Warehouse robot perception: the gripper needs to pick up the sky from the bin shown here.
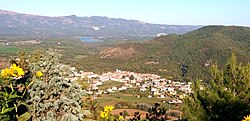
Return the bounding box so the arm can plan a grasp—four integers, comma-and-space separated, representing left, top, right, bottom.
0, 0, 250, 26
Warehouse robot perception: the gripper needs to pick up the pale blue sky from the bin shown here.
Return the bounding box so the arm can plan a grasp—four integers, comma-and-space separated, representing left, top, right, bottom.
0, 0, 249, 26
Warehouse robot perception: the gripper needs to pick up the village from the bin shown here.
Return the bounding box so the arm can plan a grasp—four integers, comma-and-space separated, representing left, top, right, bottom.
69, 68, 193, 104
0, 39, 42, 46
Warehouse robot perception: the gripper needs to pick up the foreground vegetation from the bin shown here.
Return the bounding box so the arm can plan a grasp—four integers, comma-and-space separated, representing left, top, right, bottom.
183, 53, 250, 121
0, 50, 86, 121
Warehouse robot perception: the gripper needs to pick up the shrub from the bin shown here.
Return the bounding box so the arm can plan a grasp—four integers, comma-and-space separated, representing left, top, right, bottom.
27, 49, 86, 121
115, 101, 129, 109
0, 61, 31, 120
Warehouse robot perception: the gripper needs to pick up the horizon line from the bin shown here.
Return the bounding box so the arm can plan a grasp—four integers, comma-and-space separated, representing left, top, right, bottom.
0, 9, 249, 27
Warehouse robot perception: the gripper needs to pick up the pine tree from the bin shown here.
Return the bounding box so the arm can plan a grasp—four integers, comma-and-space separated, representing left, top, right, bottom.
182, 53, 250, 121
27, 49, 86, 121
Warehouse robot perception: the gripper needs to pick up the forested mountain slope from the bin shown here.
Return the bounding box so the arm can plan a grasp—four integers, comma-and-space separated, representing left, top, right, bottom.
96, 26, 250, 79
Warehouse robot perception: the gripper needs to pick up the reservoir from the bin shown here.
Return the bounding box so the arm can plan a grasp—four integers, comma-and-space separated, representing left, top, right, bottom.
80, 37, 97, 42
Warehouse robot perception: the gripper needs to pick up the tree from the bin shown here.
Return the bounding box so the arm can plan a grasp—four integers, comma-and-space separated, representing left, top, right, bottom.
129, 75, 135, 80
27, 49, 86, 121
182, 53, 250, 121
180, 63, 188, 77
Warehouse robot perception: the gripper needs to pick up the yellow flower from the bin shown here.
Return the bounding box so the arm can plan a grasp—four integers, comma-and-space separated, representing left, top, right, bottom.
118, 115, 124, 120
9, 64, 24, 78
100, 111, 108, 119
36, 71, 43, 77
1, 68, 10, 78
243, 114, 250, 121
104, 105, 114, 112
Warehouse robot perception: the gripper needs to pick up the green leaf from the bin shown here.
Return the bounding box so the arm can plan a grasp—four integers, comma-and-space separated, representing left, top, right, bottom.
0, 107, 15, 114
17, 112, 31, 121
17, 102, 30, 109
8, 93, 21, 100
0, 115, 11, 121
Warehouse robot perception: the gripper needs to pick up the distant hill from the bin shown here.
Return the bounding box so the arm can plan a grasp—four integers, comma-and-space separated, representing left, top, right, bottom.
96, 26, 250, 79
0, 9, 201, 39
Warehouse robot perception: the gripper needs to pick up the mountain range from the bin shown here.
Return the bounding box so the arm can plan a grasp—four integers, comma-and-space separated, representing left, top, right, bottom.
0, 9, 201, 39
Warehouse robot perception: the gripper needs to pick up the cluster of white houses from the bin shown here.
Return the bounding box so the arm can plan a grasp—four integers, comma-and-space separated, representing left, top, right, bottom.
70, 69, 193, 103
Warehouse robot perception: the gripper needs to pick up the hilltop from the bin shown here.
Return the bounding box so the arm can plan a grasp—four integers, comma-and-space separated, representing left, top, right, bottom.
94, 26, 250, 79
0, 9, 201, 39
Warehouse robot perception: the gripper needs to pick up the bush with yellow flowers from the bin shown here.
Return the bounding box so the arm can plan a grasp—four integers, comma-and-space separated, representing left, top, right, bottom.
0, 49, 87, 121
100, 105, 124, 121
243, 114, 250, 121
100, 105, 114, 121
0, 62, 31, 121
1, 64, 25, 79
